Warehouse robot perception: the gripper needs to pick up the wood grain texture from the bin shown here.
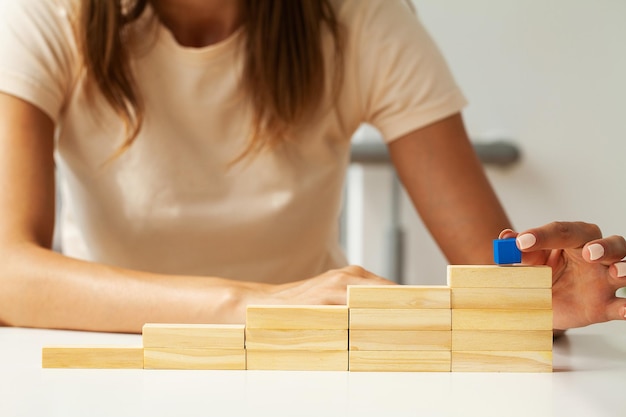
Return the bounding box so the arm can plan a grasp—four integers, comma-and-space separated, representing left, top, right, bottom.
451, 288, 552, 309
349, 330, 451, 351
347, 285, 450, 309
447, 265, 552, 288
144, 348, 246, 370
452, 350, 552, 372
349, 309, 451, 330
452, 309, 553, 330
246, 350, 348, 371
349, 350, 451, 372
42, 346, 144, 369
142, 323, 245, 349
245, 329, 348, 350
452, 330, 553, 351
246, 305, 349, 329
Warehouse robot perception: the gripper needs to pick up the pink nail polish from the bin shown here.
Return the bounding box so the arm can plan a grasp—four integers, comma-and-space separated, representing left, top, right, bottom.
587, 244, 605, 261
517, 234, 536, 250
616, 262, 626, 278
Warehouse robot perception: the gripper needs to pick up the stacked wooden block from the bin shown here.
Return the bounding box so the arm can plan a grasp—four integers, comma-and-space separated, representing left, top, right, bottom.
42, 265, 554, 373
348, 286, 452, 371
42, 324, 247, 370
245, 305, 349, 370
448, 265, 553, 372
142, 324, 246, 369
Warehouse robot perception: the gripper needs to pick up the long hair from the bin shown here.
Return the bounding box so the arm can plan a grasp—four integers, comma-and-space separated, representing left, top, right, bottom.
77, 0, 343, 160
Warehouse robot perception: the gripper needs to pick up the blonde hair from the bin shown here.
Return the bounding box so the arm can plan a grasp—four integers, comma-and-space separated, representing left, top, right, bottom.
78, 0, 343, 160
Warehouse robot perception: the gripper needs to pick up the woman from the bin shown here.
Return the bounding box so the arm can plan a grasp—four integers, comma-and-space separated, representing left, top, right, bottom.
0, 0, 622, 333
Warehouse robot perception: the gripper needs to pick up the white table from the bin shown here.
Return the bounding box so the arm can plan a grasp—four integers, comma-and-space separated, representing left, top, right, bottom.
1, 321, 624, 417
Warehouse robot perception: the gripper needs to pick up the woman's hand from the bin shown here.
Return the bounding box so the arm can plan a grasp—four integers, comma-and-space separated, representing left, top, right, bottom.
500, 222, 626, 331
260, 265, 395, 306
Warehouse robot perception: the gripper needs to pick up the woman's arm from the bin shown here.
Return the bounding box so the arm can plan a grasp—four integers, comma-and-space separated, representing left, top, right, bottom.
388, 119, 625, 330
0, 94, 390, 333
387, 112, 512, 265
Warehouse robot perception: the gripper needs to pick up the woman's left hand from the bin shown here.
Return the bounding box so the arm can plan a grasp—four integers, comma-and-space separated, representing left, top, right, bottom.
500, 222, 626, 331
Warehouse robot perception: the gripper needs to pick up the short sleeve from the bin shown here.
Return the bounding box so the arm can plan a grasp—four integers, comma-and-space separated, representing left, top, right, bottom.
0, 0, 78, 122
354, 0, 467, 142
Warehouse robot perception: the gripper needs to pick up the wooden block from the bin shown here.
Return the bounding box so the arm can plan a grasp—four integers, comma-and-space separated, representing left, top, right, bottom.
246, 350, 348, 371
349, 350, 451, 372
447, 265, 552, 288
349, 309, 451, 330
246, 305, 348, 329
245, 329, 347, 350
349, 330, 451, 351
142, 323, 245, 349
42, 346, 144, 369
144, 348, 246, 370
347, 285, 450, 309
452, 330, 553, 351
452, 309, 553, 331
451, 288, 551, 309
452, 351, 552, 372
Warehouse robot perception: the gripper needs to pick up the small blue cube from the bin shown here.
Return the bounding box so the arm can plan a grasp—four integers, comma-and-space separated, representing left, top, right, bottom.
493, 238, 522, 264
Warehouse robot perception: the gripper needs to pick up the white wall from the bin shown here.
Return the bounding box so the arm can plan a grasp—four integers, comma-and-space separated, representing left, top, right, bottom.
347, 0, 626, 286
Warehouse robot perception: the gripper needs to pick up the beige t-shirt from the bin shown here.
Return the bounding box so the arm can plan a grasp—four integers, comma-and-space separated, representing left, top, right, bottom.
0, 0, 466, 283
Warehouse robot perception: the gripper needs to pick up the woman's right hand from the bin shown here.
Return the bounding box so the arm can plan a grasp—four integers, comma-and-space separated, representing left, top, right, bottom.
259, 265, 395, 306
500, 222, 626, 331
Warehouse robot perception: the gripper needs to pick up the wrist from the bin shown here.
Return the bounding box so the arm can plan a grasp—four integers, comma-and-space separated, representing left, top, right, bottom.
222, 281, 275, 323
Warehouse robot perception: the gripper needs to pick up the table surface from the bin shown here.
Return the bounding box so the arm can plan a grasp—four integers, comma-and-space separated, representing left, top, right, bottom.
1, 321, 624, 417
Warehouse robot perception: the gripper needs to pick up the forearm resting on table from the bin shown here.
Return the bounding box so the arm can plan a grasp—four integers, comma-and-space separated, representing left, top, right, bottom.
0, 95, 247, 333
0, 242, 258, 333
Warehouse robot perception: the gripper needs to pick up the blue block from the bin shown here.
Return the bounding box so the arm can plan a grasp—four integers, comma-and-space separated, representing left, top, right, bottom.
493, 238, 522, 264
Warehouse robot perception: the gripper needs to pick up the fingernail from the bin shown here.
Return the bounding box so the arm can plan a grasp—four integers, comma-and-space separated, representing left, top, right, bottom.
587, 243, 605, 261
517, 233, 536, 250
615, 262, 626, 278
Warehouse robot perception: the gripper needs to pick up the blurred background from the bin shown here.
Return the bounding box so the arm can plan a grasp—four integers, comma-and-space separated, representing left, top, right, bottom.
344, 0, 626, 286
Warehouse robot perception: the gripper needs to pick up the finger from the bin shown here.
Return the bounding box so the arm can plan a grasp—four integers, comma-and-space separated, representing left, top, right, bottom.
496, 229, 552, 265
362, 272, 396, 285
343, 265, 395, 284
582, 235, 626, 265
498, 229, 516, 239
609, 261, 626, 280
605, 297, 626, 322
606, 263, 626, 291
350, 274, 395, 285
516, 221, 602, 251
